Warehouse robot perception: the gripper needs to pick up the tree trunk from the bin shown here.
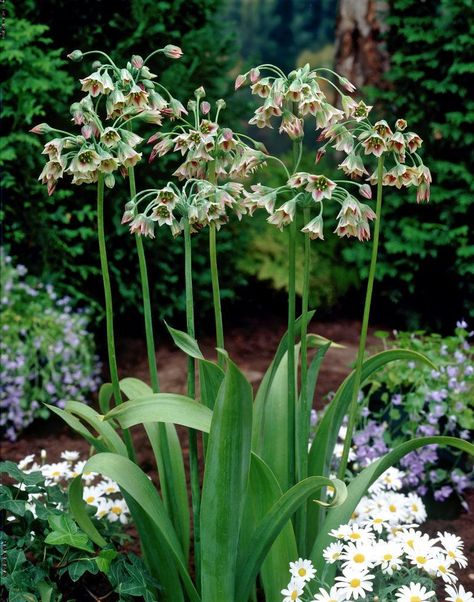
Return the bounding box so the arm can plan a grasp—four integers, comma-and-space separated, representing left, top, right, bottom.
335, 0, 389, 89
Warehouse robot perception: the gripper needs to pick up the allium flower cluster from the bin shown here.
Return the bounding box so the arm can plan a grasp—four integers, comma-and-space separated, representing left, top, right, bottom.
281, 468, 471, 601
0, 252, 101, 441
122, 179, 248, 238
31, 46, 184, 194
17, 451, 130, 524
148, 89, 267, 181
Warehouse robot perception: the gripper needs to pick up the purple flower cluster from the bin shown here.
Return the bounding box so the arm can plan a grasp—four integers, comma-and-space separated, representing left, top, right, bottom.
1, 252, 101, 440
352, 420, 389, 466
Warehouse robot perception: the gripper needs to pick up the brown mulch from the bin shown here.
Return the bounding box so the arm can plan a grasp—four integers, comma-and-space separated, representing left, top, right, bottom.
2, 317, 473, 597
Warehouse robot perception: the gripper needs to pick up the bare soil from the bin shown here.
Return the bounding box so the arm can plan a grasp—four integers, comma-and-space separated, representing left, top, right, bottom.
2, 317, 473, 598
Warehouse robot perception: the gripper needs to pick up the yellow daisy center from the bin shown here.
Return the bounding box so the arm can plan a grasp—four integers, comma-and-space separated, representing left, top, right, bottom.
111, 506, 122, 515
448, 551, 456, 558
407, 539, 414, 549
353, 553, 365, 563
350, 579, 361, 588
416, 555, 427, 564
52, 471, 61, 477
373, 518, 383, 524
298, 568, 306, 577
410, 597, 421, 602
383, 554, 393, 561
412, 504, 418, 511
291, 591, 298, 601
350, 533, 361, 540
389, 504, 397, 512
85, 496, 95, 504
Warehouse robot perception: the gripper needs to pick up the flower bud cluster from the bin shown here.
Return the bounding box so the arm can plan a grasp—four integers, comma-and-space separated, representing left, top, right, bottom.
148, 92, 267, 181
32, 46, 184, 194
122, 180, 247, 238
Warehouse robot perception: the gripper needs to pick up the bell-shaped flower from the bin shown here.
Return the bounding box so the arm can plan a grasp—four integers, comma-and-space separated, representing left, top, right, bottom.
301, 215, 324, 240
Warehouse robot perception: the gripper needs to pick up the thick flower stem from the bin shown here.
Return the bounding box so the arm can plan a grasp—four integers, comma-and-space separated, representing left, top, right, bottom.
96, 174, 135, 460
128, 167, 160, 393
337, 155, 385, 480
184, 219, 201, 587
287, 217, 297, 490
296, 207, 311, 552
209, 222, 225, 366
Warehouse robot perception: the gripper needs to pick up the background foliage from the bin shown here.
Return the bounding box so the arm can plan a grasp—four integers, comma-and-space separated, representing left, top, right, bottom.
342, 0, 474, 329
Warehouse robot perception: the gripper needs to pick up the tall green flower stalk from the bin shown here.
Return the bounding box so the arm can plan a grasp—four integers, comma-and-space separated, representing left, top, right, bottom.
183, 217, 202, 586
96, 174, 135, 460
338, 155, 385, 480
209, 222, 225, 365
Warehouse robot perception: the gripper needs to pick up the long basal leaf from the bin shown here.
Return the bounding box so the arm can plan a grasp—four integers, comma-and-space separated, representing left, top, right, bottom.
68, 476, 107, 548
105, 392, 212, 432
310, 436, 474, 581
236, 475, 346, 602
306, 348, 436, 548
120, 378, 190, 561
45, 404, 106, 452
165, 322, 204, 360
82, 452, 199, 602
200, 356, 253, 602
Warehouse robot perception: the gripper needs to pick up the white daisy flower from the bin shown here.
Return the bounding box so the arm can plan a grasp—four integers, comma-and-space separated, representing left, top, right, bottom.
330, 525, 350, 540
379, 466, 405, 491
405, 539, 440, 570
334, 568, 374, 600
438, 532, 468, 568
41, 461, 70, 482
106, 499, 129, 524
82, 485, 103, 507
396, 528, 434, 552
405, 493, 427, 523
323, 541, 344, 564
312, 586, 346, 602
98, 479, 120, 496
340, 542, 374, 570
395, 582, 435, 602
374, 541, 404, 575
18, 454, 35, 470
426, 555, 457, 584
343, 523, 375, 544
94, 497, 111, 520
281, 577, 305, 602
289, 558, 316, 582
72, 460, 97, 484
445, 584, 474, 602
61, 450, 80, 462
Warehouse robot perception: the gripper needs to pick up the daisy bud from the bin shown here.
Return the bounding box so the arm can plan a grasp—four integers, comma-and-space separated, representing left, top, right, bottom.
67, 49, 83, 62
194, 86, 206, 99
201, 101, 211, 115
40, 449, 47, 461
359, 184, 372, 199
395, 118, 407, 131
250, 67, 260, 83
163, 44, 183, 59
216, 99, 226, 110
30, 123, 52, 135
131, 54, 144, 69
339, 76, 356, 93
235, 74, 247, 90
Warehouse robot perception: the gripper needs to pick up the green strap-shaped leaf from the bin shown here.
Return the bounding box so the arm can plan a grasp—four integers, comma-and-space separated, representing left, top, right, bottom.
165, 322, 204, 359
306, 348, 436, 545
105, 393, 212, 432
199, 359, 225, 411
239, 454, 298, 602
120, 378, 190, 562
310, 436, 474, 580
236, 475, 346, 602
200, 357, 253, 602
45, 404, 106, 451
98, 382, 114, 414
68, 476, 107, 548
82, 453, 199, 602
65, 401, 128, 456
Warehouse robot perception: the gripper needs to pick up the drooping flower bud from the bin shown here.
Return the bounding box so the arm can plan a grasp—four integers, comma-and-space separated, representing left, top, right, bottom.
163, 44, 183, 59
339, 76, 356, 93
315, 147, 326, 164
131, 55, 144, 69
92, 60, 102, 70
359, 184, 372, 199
67, 49, 83, 62
81, 124, 94, 139
234, 74, 247, 90
216, 99, 226, 110
201, 101, 211, 115
250, 67, 260, 83
30, 123, 53, 135
253, 141, 269, 154
104, 174, 115, 189
194, 86, 206, 99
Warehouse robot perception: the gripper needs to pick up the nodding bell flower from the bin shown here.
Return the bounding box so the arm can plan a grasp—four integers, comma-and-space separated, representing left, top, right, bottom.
279, 112, 304, 140
305, 174, 337, 202
301, 215, 324, 240
267, 200, 296, 230
129, 215, 155, 238
339, 154, 369, 179
361, 134, 387, 158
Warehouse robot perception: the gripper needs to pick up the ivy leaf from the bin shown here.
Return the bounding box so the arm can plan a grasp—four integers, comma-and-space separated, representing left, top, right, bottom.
0, 461, 44, 487
44, 513, 93, 552
67, 558, 99, 582
0, 487, 28, 516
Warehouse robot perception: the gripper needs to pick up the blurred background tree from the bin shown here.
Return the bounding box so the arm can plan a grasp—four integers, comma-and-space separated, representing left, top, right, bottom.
3, 0, 473, 334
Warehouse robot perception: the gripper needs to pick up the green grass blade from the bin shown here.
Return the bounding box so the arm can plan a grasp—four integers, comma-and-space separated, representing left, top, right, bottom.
200, 357, 253, 602
105, 393, 213, 432
310, 436, 474, 580
83, 452, 200, 602
236, 476, 346, 602
306, 348, 436, 546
